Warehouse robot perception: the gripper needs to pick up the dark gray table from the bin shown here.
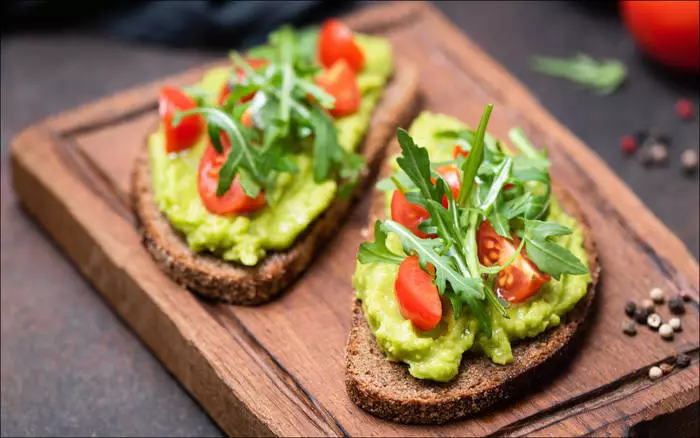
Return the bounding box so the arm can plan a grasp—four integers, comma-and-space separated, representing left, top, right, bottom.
2, 1, 698, 436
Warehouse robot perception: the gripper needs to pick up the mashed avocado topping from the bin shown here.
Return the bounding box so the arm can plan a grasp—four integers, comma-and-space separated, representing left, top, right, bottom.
353, 112, 590, 382
149, 33, 392, 266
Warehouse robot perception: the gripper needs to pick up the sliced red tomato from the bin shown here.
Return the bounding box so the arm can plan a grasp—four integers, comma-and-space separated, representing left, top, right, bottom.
434, 164, 461, 207
395, 256, 442, 332
316, 59, 361, 117
477, 221, 550, 303
217, 58, 268, 106
453, 144, 469, 159
159, 86, 204, 153
391, 190, 434, 239
240, 107, 254, 128
197, 132, 266, 215
318, 19, 364, 71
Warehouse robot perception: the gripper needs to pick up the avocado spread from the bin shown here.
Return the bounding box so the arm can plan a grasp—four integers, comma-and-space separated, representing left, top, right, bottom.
149, 34, 392, 266
353, 112, 591, 382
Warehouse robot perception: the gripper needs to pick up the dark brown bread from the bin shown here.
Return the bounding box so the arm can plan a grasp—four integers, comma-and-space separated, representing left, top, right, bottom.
132, 61, 419, 305
345, 140, 600, 424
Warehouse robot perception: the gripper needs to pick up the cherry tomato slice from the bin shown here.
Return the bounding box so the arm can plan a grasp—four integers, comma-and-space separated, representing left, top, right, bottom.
453, 144, 469, 159
197, 132, 266, 215
434, 164, 462, 208
391, 190, 434, 239
477, 221, 550, 303
316, 59, 361, 117
217, 58, 268, 106
318, 19, 364, 71
395, 256, 442, 332
159, 86, 204, 153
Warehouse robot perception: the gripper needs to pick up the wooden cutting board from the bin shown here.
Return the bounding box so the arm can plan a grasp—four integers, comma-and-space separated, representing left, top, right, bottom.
10, 2, 699, 436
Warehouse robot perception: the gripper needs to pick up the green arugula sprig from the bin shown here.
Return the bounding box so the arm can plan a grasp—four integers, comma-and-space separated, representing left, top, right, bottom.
531, 53, 627, 95
359, 104, 589, 337
174, 25, 365, 199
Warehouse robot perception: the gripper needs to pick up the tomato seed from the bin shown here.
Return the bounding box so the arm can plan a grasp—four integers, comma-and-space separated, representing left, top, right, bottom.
620, 134, 637, 154
675, 98, 694, 120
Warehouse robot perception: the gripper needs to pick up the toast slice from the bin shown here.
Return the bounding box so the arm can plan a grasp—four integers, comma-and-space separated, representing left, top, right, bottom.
132, 61, 419, 305
345, 139, 600, 424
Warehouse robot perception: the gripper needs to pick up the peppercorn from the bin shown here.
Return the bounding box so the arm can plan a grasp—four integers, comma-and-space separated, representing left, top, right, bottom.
669, 317, 682, 332
622, 319, 637, 336
650, 287, 665, 303
648, 366, 663, 380
620, 135, 637, 155
659, 324, 674, 340
675, 98, 694, 120
680, 290, 691, 302
668, 296, 685, 315
624, 301, 636, 317
660, 363, 674, 374
676, 353, 691, 368
641, 298, 655, 312
647, 313, 662, 330
634, 307, 650, 324
680, 149, 698, 174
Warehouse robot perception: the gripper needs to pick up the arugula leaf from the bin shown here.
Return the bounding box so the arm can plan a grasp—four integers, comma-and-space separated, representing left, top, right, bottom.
522, 219, 588, 279
308, 105, 336, 182
358, 221, 405, 265
457, 104, 493, 207
381, 220, 485, 301
531, 53, 626, 95
396, 129, 440, 202
480, 157, 512, 213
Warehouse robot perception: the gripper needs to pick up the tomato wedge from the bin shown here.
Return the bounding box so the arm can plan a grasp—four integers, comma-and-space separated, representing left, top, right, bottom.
453, 144, 469, 159
316, 59, 361, 117
318, 19, 364, 71
391, 190, 433, 238
217, 58, 268, 106
197, 132, 266, 215
434, 164, 461, 207
159, 86, 204, 153
477, 221, 550, 303
395, 256, 442, 332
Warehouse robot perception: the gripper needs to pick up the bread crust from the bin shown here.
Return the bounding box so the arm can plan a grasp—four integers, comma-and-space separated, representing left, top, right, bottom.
132, 61, 420, 305
344, 139, 600, 424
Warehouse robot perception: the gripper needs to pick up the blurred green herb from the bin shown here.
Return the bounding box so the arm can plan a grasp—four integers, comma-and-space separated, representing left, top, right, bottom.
531, 53, 626, 94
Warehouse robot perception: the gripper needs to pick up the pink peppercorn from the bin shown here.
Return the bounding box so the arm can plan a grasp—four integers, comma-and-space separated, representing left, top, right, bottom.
620, 134, 638, 154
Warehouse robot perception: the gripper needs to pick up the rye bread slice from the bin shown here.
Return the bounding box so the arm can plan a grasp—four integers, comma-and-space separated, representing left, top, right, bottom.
132, 61, 419, 305
345, 140, 600, 424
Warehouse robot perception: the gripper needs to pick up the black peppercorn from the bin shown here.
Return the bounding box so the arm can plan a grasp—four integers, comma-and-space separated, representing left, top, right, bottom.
676, 353, 691, 368
634, 307, 650, 324
668, 296, 685, 315
624, 301, 636, 317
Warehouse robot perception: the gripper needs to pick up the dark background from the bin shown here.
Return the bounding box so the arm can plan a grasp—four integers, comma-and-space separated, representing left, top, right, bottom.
1, 1, 698, 436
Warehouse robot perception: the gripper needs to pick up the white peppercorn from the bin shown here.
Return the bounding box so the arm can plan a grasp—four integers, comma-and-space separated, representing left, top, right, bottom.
681, 149, 698, 174
650, 287, 664, 303
659, 324, 674, 340
647, 313, 662, 330
669, 317, 682, 331
648, 366, 663, 380
622, 320, 637, 336
641, 298, 655, 311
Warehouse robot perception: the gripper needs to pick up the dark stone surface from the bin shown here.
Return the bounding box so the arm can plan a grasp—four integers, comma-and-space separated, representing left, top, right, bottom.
1, 1, 698, 436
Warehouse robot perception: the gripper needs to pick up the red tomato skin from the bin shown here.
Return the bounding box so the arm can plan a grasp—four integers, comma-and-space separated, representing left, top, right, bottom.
477, 221, 550, 303
217, 58, 268, 106
621, 1, 700, 72
318, 19, 365, 71
395, 256, 442, 332
453, 144, 469, 159
391, 190, 434, 239
197, 134, 266, 215
434, 165, 462, 207
316, 59, 361, 117
159, 86, 204, 153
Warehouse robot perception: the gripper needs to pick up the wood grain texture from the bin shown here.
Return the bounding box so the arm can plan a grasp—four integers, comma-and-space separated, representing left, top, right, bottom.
9, 2, 699, 436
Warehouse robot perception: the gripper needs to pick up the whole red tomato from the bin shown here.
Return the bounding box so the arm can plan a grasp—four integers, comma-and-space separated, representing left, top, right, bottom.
620, 1, 699, 72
